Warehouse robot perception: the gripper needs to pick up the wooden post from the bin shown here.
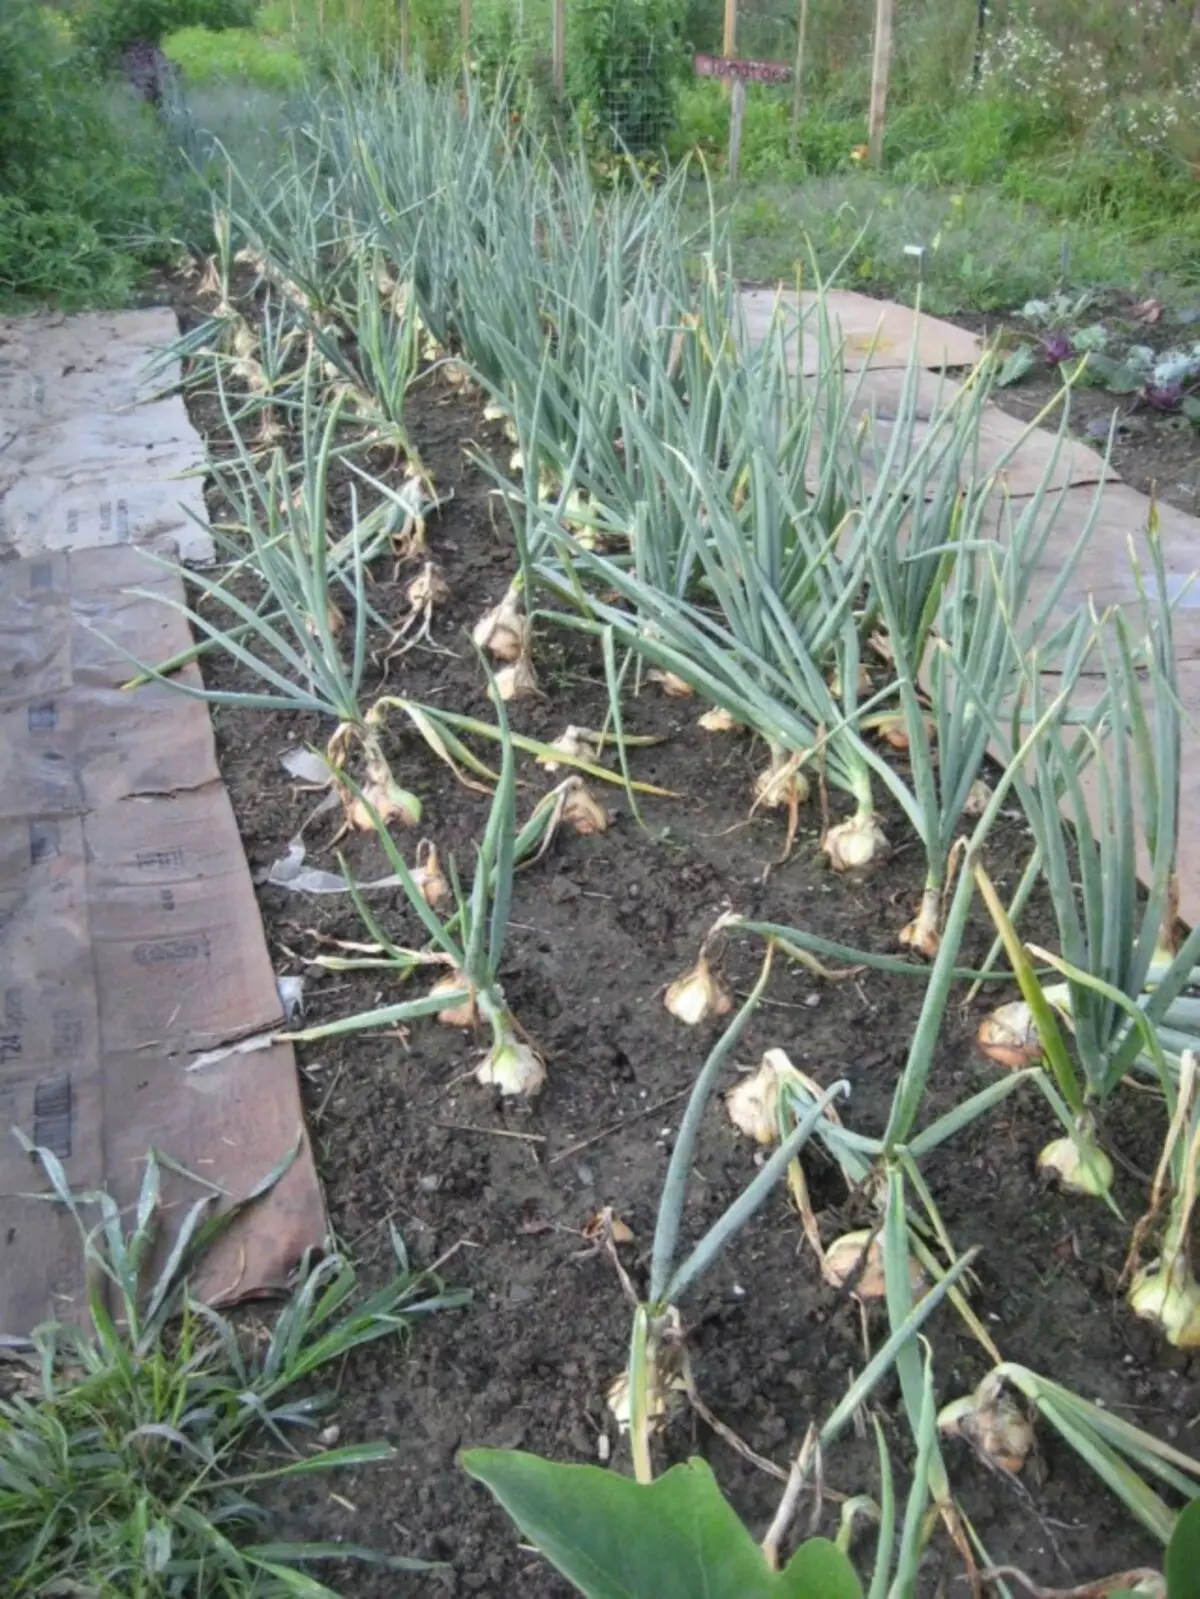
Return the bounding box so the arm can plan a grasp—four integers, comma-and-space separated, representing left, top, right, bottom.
867, 0, 893, 168
728, 77, 746, 181
722, 0, 737, 56
722, 0, 737, 96
552, 0, 566, 97
789, 0, 810, 152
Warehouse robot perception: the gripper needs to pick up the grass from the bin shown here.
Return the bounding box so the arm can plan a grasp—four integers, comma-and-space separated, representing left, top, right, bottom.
674, 78, 1200, 313
0, 1141, 468, 1596
691, 173, 1184, 315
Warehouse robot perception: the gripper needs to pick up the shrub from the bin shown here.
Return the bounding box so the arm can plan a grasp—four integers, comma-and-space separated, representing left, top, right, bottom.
0, 0, 198, 308
163, 24, 307, 89
75, 0, 254, 66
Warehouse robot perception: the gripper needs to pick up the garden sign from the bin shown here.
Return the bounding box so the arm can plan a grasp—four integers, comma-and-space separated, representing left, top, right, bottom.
694, 53, 793, 182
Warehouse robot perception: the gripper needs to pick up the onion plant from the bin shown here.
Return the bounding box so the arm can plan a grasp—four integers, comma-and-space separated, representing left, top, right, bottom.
1124, 1051, 1200, 1347
529, 313, 885, 860
291, 693, 545, 1096
968, 536, 1200, 1204
616, 945, 978, 1508
857, 366, 1109, 953
115, 370, 434, 834
619, 951, 845, 1480
222, 120, 358, 321
311, 247, 426, 468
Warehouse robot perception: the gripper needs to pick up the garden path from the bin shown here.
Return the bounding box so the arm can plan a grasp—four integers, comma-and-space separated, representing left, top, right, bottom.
0, 308, 325, 1337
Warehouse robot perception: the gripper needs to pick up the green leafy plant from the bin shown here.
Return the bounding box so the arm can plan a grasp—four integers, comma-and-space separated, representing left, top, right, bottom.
0, 1137, 467, 1595
0, 0, 195, 308
163, 24, 308, 90
76, 0, 254, 66
569, 0, 688, 154
462, 1452, 863, 1597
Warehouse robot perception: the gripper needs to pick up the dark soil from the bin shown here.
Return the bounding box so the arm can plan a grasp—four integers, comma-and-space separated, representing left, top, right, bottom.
167, 279, 1200, 1597
959, 292, 1200, 515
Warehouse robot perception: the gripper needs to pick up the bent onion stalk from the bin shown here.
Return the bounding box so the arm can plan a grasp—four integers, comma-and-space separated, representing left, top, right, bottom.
1126, 1050, 1200, 1347
622, 952, 850, 1480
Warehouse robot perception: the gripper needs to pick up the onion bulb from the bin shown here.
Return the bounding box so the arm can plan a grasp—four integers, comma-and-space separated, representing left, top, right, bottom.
754, 759, 810, 811
492, 654, 539, 702
475, 1033, 546, 1097
664, 951, 732, 1026
963, 778, 992, 817
347, 772, 421, 833
305, 597, 345, 640
429, 970, 477, 1029
822, 1230, 923, 1300
976, 1001, 1041, 1069
562, 488, 593, 529
698, 706, 739, 733
561, 779, 608, 835
647, 668, 694, 698
822, 812, 888, 872
725, 1058, 786, 1145
538, 726, 601, 773
1128, 1259, 1200, 1348
899, 887, 941, 960
407, 563, 449, 613
828, 663, 872, 700
411, 840, 449, 908
726, 1051, 834, 1147
473, 588, 527, 663
938, 1371, 1035, 1475
1038, 1135, 1114, 1198
872, 713, 932, 752
606, 1368, 671, 1433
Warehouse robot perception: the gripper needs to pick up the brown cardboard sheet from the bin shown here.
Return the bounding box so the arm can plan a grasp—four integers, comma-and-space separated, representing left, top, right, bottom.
739, 286, 984, 375
0, 495, 325, 1336
0, 310, 213, 565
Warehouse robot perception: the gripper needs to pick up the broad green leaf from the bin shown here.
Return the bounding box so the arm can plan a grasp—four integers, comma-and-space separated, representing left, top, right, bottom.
996, 344, 1036, 387
1081, 353, 1144, 394
461, 1451, 863, 1599
1180, 396, 1200, 425
1167, 1496, 1200, 1598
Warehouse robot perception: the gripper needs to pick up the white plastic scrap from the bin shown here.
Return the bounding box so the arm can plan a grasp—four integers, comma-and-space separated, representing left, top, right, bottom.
276, 974, 306, 1021
264, 839, 403, 896
281, 747, 335, 785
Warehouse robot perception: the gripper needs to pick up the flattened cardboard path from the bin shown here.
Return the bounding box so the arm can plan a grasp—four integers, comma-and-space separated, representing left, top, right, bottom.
0, 313, 325, 1337
0, 310, 214, 565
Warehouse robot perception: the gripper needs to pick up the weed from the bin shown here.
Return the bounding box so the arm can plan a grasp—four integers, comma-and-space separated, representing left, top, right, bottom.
0, 1139, 467, 1596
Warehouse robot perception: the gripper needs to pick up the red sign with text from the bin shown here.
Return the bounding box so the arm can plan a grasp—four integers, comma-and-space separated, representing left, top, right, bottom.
693, 53, 793, 83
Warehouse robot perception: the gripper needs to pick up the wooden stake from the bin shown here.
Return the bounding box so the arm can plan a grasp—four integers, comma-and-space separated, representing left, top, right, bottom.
722, 0, 737, 57
728, 77, 746, 182
789, 0, 810, 152
722, 0, 737, 97
552, 0, 566, 97
867, 0, 894, 168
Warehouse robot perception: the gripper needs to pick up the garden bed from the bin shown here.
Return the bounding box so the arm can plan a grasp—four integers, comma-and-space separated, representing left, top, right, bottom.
957, 290, 1200, 516
174, 285, 1200, 1594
